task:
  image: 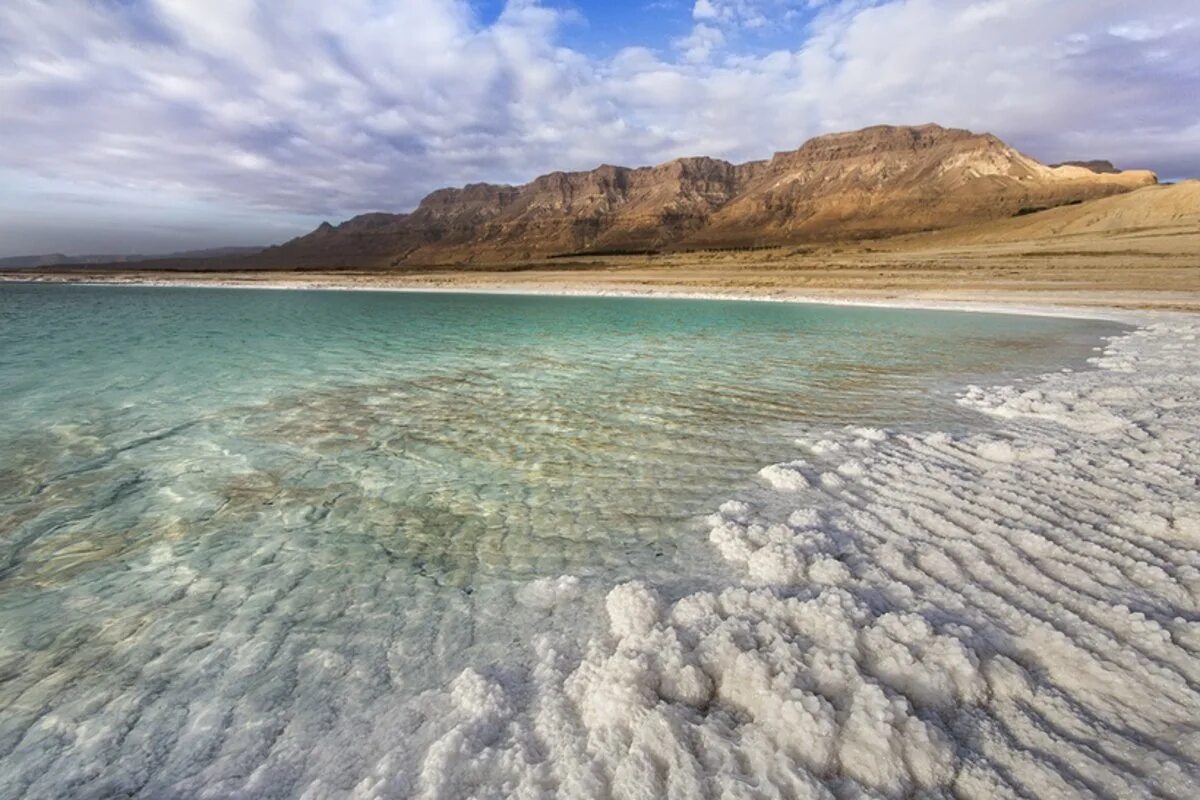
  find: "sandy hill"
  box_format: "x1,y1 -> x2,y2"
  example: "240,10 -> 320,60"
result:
900,180 -> 1199,247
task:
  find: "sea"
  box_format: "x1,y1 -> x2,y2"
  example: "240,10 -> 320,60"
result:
0,283 -> 1130,797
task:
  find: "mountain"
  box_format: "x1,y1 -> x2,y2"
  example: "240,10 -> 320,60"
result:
0,246 -> 264,270
685,127 -> 1153,246
169,125 -> 1171,270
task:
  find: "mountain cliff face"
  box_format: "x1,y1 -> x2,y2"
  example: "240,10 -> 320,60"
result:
255,124 -> 1156,268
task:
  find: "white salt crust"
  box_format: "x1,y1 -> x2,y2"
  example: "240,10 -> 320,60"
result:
412,318 -> 1200,799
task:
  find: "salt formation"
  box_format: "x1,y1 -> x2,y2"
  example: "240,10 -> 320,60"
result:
414,318 -> 1200,799
2,315 -> 1198,799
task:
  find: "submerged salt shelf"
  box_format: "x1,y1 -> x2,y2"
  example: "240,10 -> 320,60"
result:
0,285 -> 1196,798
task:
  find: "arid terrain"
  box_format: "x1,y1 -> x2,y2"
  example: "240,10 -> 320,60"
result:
8,180 -> 1197,311
228,123 -> 1161,269
4,124 -> 1196,311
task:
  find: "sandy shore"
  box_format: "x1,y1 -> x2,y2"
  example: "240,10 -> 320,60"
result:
1,272 -> 1166,325
7,178 -> 1198,313
6,229 -> 1199,314
5,248 -> 1200,797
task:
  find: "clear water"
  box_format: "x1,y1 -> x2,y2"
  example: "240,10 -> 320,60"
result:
0,284 -> 1123,796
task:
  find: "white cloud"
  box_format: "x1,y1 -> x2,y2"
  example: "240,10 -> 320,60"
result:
674,23 -> 726,62
690,0 -> 809,28
0,0 -> 1197,252
1108,17 -> 1195,42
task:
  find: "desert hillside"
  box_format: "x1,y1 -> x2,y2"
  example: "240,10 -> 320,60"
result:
248,124 -> 1155,268
17,179 -> 1195,311
901,180 -> 1199,247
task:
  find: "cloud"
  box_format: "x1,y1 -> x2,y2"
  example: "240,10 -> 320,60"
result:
674,23 -> 726,62
0,0 -> 1197,252
0,0 -> 600,220
692,0 -> 810,28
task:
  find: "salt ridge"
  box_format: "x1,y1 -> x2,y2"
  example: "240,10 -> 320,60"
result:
413,317 -> 1200,799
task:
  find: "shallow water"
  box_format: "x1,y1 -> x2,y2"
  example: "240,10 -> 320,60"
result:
0,284 -> 1125,796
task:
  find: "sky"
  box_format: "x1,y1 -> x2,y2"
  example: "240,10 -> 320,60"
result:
0,0 -> 1197,256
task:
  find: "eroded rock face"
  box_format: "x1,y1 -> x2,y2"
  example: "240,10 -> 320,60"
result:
254,123 -> 1156,267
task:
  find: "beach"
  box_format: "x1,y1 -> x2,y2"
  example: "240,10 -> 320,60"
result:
404,300 -> 1200,799
3,138 -> 1200,799
6,209 -> 1198,312
7,0 -> 1199,795
0,281 -> 1197,798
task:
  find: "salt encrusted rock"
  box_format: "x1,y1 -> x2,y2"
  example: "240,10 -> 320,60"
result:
758,460 -> 811,490
605,581 -> 661,639
807,556 -> 851,586
516,575 -> 582,610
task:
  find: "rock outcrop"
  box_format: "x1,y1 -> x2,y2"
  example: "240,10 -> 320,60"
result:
252,124 -> 1156,268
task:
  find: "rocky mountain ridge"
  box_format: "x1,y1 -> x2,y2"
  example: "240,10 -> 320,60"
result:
227,124 -> 1160,268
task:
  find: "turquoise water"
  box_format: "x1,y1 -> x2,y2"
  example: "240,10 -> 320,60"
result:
0,284 -> 1122,796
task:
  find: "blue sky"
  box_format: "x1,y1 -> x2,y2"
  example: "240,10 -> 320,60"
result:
1,0 -> 1197,255
479,1 -> 703,53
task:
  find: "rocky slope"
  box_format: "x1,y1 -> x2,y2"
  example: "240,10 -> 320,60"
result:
252,124 -> 1156,268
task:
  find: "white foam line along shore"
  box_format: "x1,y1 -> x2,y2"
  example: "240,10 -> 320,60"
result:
403,311 -> 1199,799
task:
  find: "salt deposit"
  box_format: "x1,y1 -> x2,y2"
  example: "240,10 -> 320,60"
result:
1,293 -> 1197,798
409,316 -> 1200,798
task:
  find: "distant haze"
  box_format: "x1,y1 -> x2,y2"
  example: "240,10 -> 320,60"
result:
1,0 -> 1197,256
0,247 -> 264,270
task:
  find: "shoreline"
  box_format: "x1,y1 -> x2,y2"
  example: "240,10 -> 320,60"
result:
3,272 -> 1198,795
1,273 -> 1178,324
